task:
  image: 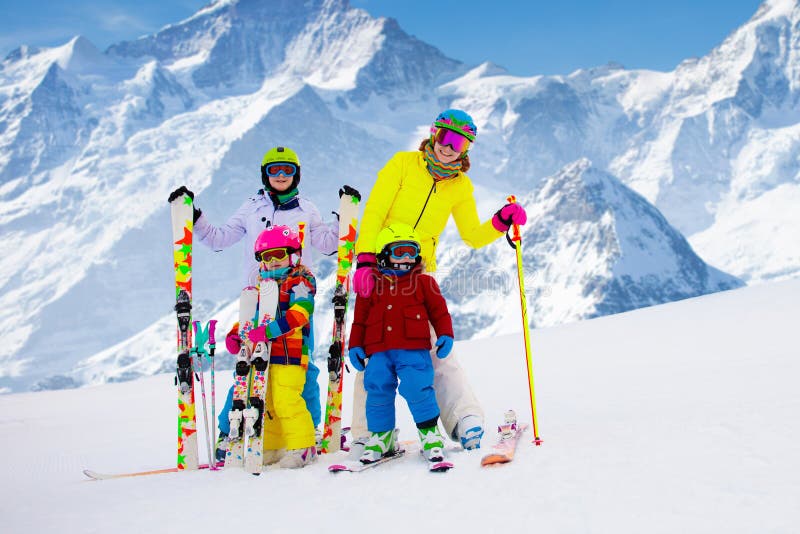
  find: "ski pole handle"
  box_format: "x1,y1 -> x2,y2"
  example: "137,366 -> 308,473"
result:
505,195 -> 522,249
208,319 -> 217,347
192,320 -> 210,355
192,321 -> 201,345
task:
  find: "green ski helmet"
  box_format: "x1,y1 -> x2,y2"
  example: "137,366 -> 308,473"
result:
375,223 -> 422,270
260,146 -> 301,192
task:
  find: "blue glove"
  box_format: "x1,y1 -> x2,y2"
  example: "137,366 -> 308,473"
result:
349,347 -> 367,371
435,335 -> 453,359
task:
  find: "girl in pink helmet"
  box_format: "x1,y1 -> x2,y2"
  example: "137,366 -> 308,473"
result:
237,225 -> 318,468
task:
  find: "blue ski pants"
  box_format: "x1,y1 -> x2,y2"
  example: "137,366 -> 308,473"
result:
364,348 -> 439,433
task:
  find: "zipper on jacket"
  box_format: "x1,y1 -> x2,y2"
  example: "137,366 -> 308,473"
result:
413,181 -> 437,230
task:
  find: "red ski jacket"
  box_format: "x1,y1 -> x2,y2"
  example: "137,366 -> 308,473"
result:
349,267 -> 453,355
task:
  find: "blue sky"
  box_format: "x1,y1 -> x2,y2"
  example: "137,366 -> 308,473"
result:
0,0 -> 762,75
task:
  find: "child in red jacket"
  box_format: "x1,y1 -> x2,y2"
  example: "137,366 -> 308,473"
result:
348,223 -> 454,464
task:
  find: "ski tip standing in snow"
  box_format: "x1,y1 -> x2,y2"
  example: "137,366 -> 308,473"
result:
168,187 -> 199,471
347,224 -> 455,471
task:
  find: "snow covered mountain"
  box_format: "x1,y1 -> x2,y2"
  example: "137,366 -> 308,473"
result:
436,159 -> 743,338
0,0 -> 796,392
448,0 -> 800,283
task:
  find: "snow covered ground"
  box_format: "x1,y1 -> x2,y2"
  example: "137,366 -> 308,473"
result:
1,278 -> 798,533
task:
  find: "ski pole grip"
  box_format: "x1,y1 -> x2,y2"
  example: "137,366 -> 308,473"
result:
192,320 -> 200,338
208,320 -> 217,345
504,195 -> 522,248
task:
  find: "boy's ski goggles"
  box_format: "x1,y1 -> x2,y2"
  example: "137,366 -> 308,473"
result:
264,163 -> 297,177
256,248 -> 290,262
433,127 -> 471,153
387,242 -> 420,260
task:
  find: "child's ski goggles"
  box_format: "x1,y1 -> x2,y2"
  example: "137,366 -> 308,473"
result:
264,163 -> 297,177
256,248 -> 290,262
387,242 -> 420,260
432,127 -> 471,153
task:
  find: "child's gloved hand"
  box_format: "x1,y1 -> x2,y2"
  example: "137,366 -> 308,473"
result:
353,253 -> 378,298
435,335 -> 454,359
225,322 -> 241,355
349,347 -> 367,371
247,326 -> 267,345
168,185 -> 202,222
248,322 -> 283,344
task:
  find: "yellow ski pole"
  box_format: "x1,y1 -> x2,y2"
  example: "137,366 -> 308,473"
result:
506,195 -> 542,445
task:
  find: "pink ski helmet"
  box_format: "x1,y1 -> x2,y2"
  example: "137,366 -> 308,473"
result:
253,225 -> 302,261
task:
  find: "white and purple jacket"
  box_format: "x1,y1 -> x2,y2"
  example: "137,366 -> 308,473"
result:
194,190 -> 338,287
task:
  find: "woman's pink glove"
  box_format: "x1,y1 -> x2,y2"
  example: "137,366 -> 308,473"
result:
492,202 -> 527,232
353,253 -> 378,298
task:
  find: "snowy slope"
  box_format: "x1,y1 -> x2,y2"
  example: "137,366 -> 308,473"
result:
1,279 -> 798,533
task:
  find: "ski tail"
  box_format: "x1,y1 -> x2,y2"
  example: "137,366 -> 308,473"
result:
481,410 -> 529,466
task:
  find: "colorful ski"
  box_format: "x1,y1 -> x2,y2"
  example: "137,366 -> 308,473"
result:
427,460 -> 455,472
481,410 -> 528,466
170,192 -> 198,471
329,438 -> 455,473
328,449 -> 405,473
225,287 -> 259,468
83,461 -> 224,481
243,280 -> 279,474
321,188 -> 361,453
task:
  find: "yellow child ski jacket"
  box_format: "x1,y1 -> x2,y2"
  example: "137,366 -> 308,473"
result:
355,151 -> 502,271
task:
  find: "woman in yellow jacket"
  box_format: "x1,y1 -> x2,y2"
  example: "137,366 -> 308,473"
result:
350,109 -> 528,453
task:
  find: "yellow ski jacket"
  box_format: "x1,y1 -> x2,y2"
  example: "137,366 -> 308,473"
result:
355,151 -> 502,271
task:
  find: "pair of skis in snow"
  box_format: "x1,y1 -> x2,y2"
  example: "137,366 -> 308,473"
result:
327,410 -> 527,474
225,282 -> 279,475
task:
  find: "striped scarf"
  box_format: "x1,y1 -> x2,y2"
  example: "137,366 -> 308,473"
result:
423,142 -> 462,181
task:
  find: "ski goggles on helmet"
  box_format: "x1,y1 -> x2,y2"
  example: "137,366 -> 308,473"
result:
387,242 -> 420,260
256,248 -> 290,262
264,162 -> 297,177
432,127 -> 471,153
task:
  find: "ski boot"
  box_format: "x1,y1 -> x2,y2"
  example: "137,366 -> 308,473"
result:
418,425 -> 446,462
454,414 -> 484,450
359,429 -> 398,463
214,431 -> 229,464
348,434 -> 369,460
279,446 -> 317,469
